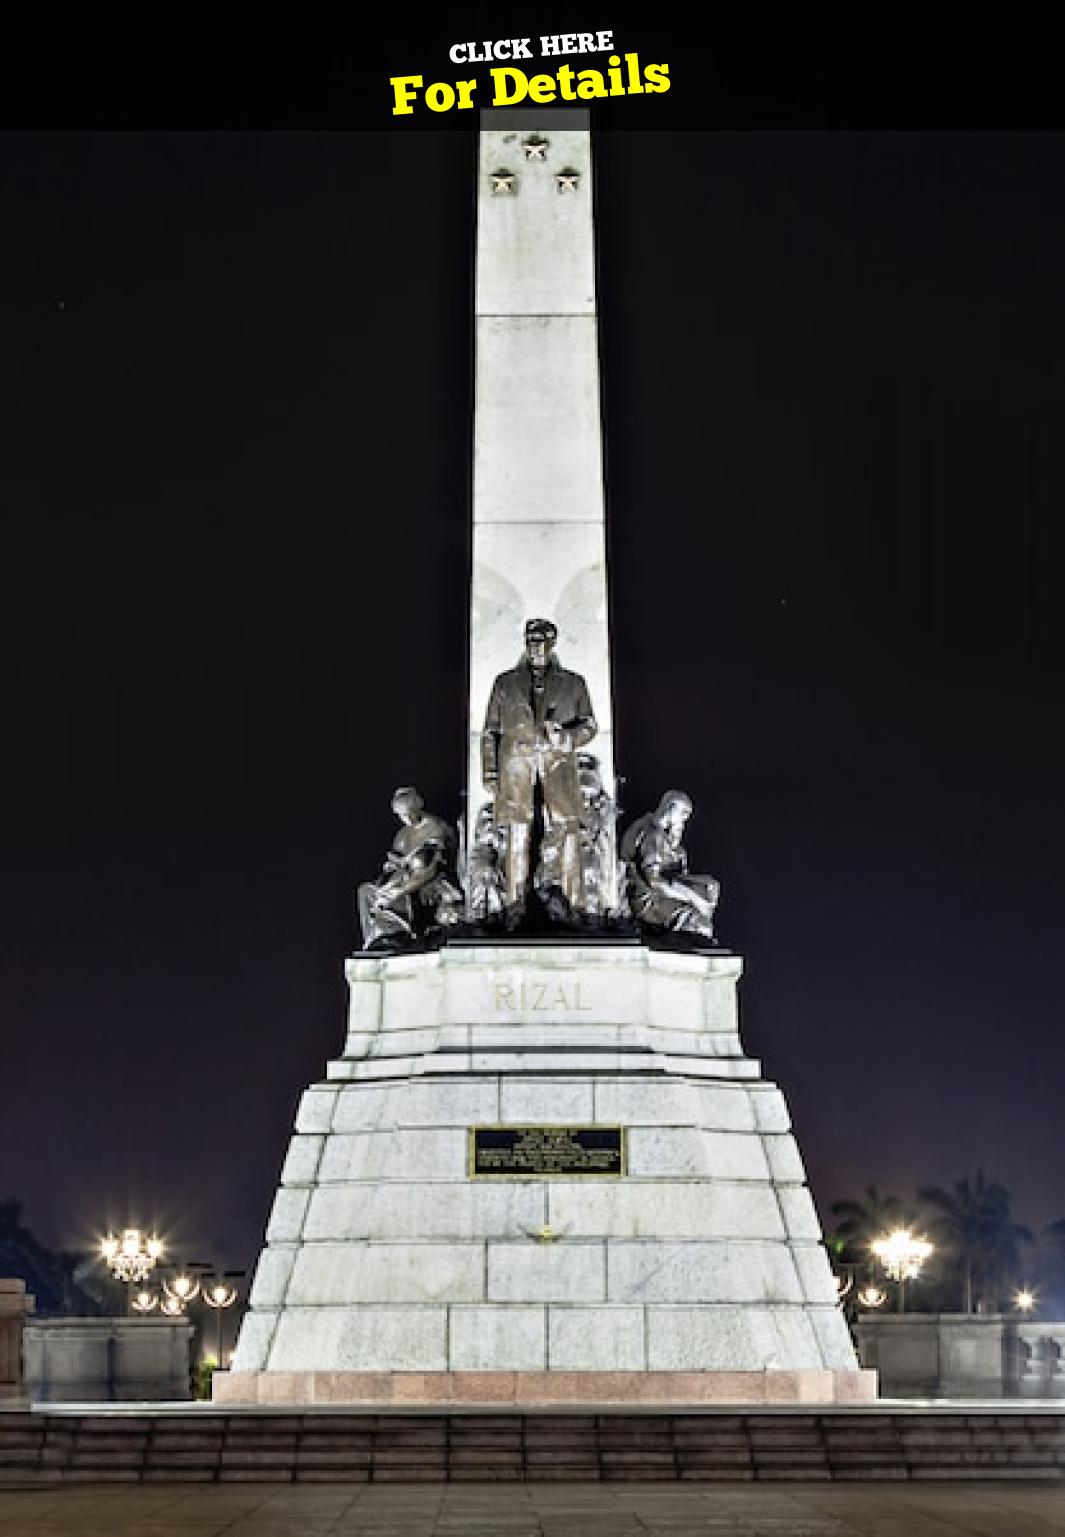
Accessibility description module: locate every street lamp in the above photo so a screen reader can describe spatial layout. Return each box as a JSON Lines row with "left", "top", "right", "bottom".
{"left": 162, "top": 1272, "right": 201, "bottom": 1308}
{"left": 100, "top": 1228, "right": 164, "bottom": 1310}
{"left": 871, "top": 1228, "right": 933, "bottom": 1313}
{"left": 100, "top": 1228, "right": 163, "bottom": 1283}
{"left": 857, "top": 1284, "right": 888, "bottom": 1310}
{"left": 1015, "top": 1288, "right": 1036, "bottom": 1315}
{"left": 130, "top": 1288, "right": 158, "bottom": 1313}
{"left": 202, "top": 1279, "right": 240, "bottom": 1368}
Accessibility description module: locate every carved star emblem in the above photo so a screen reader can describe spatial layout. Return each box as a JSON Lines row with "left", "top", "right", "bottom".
{"left": 556, "top": 169, "right": 580, "bottom": 193}
{"left": 491, "top": 169, "right": 516, "bottom": 195}
{"left": 522, "top": 137, "right": 548, "bottom": 160}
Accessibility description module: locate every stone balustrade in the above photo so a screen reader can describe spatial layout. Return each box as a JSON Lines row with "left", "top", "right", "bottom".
{"left": 855, "top": 1314, "right": 1065, "bottom": 1400}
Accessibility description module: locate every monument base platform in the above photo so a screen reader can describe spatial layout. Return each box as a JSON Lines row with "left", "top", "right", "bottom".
{"left": 213, "top": 1367, "right": 877, "bottom": 1407}
{"left": 232, "top": 944, "right": 862, "bottom": 1390}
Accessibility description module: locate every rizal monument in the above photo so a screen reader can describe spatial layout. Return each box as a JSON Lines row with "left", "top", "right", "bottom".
{"left": 214, "top": 112, "right": 874, "bottom": 1406}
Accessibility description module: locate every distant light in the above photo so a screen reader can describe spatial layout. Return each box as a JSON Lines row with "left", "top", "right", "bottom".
{"left": 163, "top": 1273, "right": 200, "bottom": 1305}
{"left": 131, "top": 1289, "right": 158, "bottom": 1313}
{"left": 1016, "top": 1288, "right": 1036, "bottom": 1313}
{"left": 204, "top": 1282, "right": 238, "bottom": 1310}
{"left": 100, "top": 1228, "right": 165, "bottom": 1284}
{"left": 871, "top": 1229, "right": 933, "bottom": 1282}
{"left": 857, "top": 1285, "right": 888, "bottom": 1310}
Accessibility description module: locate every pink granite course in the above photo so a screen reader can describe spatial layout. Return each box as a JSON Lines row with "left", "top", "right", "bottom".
{"left": 213, "top": 1368, "right": 876, "bottom": 1406}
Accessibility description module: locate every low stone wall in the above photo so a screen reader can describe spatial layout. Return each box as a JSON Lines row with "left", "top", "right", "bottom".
{"left": 2, "top": 1407, "right": 1065, "bottom": 1484}
{"left": 0, "top": 1281, "right": 32, "bottom": 1399}
{"left": 855, "top": 1315, "right": 1065, "bottom": 1400}
{"left": 23, "top": 1318, "right": 193, "bottom": 1403}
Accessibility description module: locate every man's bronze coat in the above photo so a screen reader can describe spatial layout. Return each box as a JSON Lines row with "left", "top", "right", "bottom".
{"left": 481, "top": 656, "right": 597, "bottom": 826}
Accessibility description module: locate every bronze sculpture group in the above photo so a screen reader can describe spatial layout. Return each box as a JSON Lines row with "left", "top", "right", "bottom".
{"left": 356, "top": 618, "right": 720, "bottom": 951}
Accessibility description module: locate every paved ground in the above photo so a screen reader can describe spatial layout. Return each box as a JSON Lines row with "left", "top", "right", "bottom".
{"left": 2, "top": 1484, "right": 1065, "bottom": 1535}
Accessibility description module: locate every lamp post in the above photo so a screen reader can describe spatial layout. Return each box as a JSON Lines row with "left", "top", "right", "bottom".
{"left": 871, "top": 1229, "right": 933, "bottom": 1314}
{"left": 162, "top": 1272, "right": 201, "bottom": 1309}
{"left": 100, "top": 1228, "right": 164, "bottom": 1312}
{"left": 202, "top": 1279, "right": 240, "bottom": 1368}
{"left": 856, "top": 1284, "right": 888, "bottom": 1311}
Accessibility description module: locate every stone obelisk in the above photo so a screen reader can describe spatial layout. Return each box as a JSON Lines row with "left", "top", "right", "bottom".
{"left": 217, "top": 114, "right": 873, "bottom": 1407}
{"left": 467, "top": 109, "right": 613, "bottom": 840}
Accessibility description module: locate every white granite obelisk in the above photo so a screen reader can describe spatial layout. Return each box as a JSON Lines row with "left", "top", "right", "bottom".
{"left": 217, "top": 114, "right": 873, "bottom": 1407}
{"left": 467, "top": 110, "right": 613, "bottom": 839}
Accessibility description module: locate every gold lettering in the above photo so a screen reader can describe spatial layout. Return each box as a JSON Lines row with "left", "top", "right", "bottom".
{"left": 531, "top": 982, "right": 547, "bottom": 1010}
{"left": 552, "top": 986, "right": 571, "bottom": 1010}
{"left": 495, "top": 983, "right": 515, "bottom": 1010}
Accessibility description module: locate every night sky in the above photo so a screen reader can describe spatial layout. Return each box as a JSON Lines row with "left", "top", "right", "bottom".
{"left": 3, "top": 67, "right": 1064, "bottom": 1278}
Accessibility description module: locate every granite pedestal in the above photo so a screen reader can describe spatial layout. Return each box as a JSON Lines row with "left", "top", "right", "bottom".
{"left": 217, "top": 943, "right": 873, "bottom": 1405}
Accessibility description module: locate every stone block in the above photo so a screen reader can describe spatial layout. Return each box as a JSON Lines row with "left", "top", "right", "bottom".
{"left": 303, "top": 1183, "right": 544, "bottom": 1242}
{"left": 316, "top": 1128, "right": 466, "bottom": 1184}
{"left": 592, "top": 1079, "right": 756, "bottom": 1131}
{"left": 749, "top": 1086, "right": 791, "bottom": 1133}
{"left": 228, "top": 1308, "right": 279, "bottom": 1373}
{"left": 548, "top": 1306, "right": 644, "bottom": 1370}
{"left": 499, "top": 1078, "right": 595, "bottom": 1122}
{"left": 280, "top": 1135, "right": 323, "bottom": 1186}
{"left": 810, "top": 1306, "right": 863, "bottom": 1371}
{"left": 286, "top": 1242, "right": 484, "bottom": 1305}
{"left": 626, "top": 1127, "right": 769, "bottom": 1181}
{"left": 345, "top": 975, "right": 384, "bottom": 1034}
{"left": 449, "top": 1307, "right": 547, "bottom": 1370}
{"left": 777, "top": 1186, "right": 824, "bottom": 1241}
{"left": 266, "top": 1187, "right": 311, "bottom": 1242}
{"left": 792, "top": 1244, "right": 841, "bottom": 1306}
{"left": 762, "top": 1135, "right": 806, "bottom": 1183}
{"left": 248, "top": 1246, "right": 297, "bottom": 1309}
{"left": 487, "top": 1243, "right": 606, "bottom": 1303}
{"left": 547, "top": 1182, "right": 785, "bottom": 1241}
{"left": 647, "top": 1305, "right": 822, "bottom": 1371}
{"left": 294, "top": 1087, "right": 338, "bottom": 1134}
{"left": 332, "top": 1079, "right": 499, "bottom": 1131}
{"left": 606, "top": 1241, "right": 803, "bottom": 1304}
{"left": 269, "top": 1306, "right": 448, "bottom": 1372}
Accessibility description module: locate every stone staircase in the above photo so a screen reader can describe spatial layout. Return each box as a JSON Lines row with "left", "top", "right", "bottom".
{"left": 3, "top": 1408, "right": 1065, "bottom": 1484}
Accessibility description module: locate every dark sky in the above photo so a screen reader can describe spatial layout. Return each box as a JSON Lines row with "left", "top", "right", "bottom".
{"left": 2, "top": 108, "right": 1064, "bottom": 1274}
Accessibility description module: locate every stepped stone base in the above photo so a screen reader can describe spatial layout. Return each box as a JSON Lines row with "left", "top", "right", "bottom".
{"left": 213, "top": 1367, "right": 875, "bottom": 1406}
{"left": 227, "top": 943, "right": 865, "bottom": 1401}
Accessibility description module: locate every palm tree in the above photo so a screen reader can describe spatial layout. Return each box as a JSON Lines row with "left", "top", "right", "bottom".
{"left": 830, "top": 1186, "right": 906, "bottom": 1281}
{"left": 1035, "top": 1219, "right": 1065, "bottom": 1311}
{"left": 918, "top": 1172, "right": 1032, "bottom": 1314}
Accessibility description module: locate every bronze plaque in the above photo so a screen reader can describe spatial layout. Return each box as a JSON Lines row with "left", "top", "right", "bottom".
{"left": 469, "top": 1125, "right": 626, "bottom": 1179}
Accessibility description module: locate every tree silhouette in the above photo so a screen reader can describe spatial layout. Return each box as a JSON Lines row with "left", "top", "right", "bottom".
{"left": 830, "top": 1186, "right": 907, "bottom": 1281}
{"left": 918, "top": 1172, "right": 1032, "bottom": 1314}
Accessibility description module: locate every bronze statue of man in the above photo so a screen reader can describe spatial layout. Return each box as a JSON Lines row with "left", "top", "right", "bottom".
{"left": 621, "top": 790, "right": 720, "bottom": 941}
{"left": 357, "top": 786, "right": 463, "bottom": 948}
{"left": 481, "top": 618, "right": 597, "bottom": 922}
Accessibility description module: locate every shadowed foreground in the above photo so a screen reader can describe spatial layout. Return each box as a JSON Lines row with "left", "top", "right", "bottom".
{"left": 3, "top": 1481, "right": 1065, "bottom": 1534}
